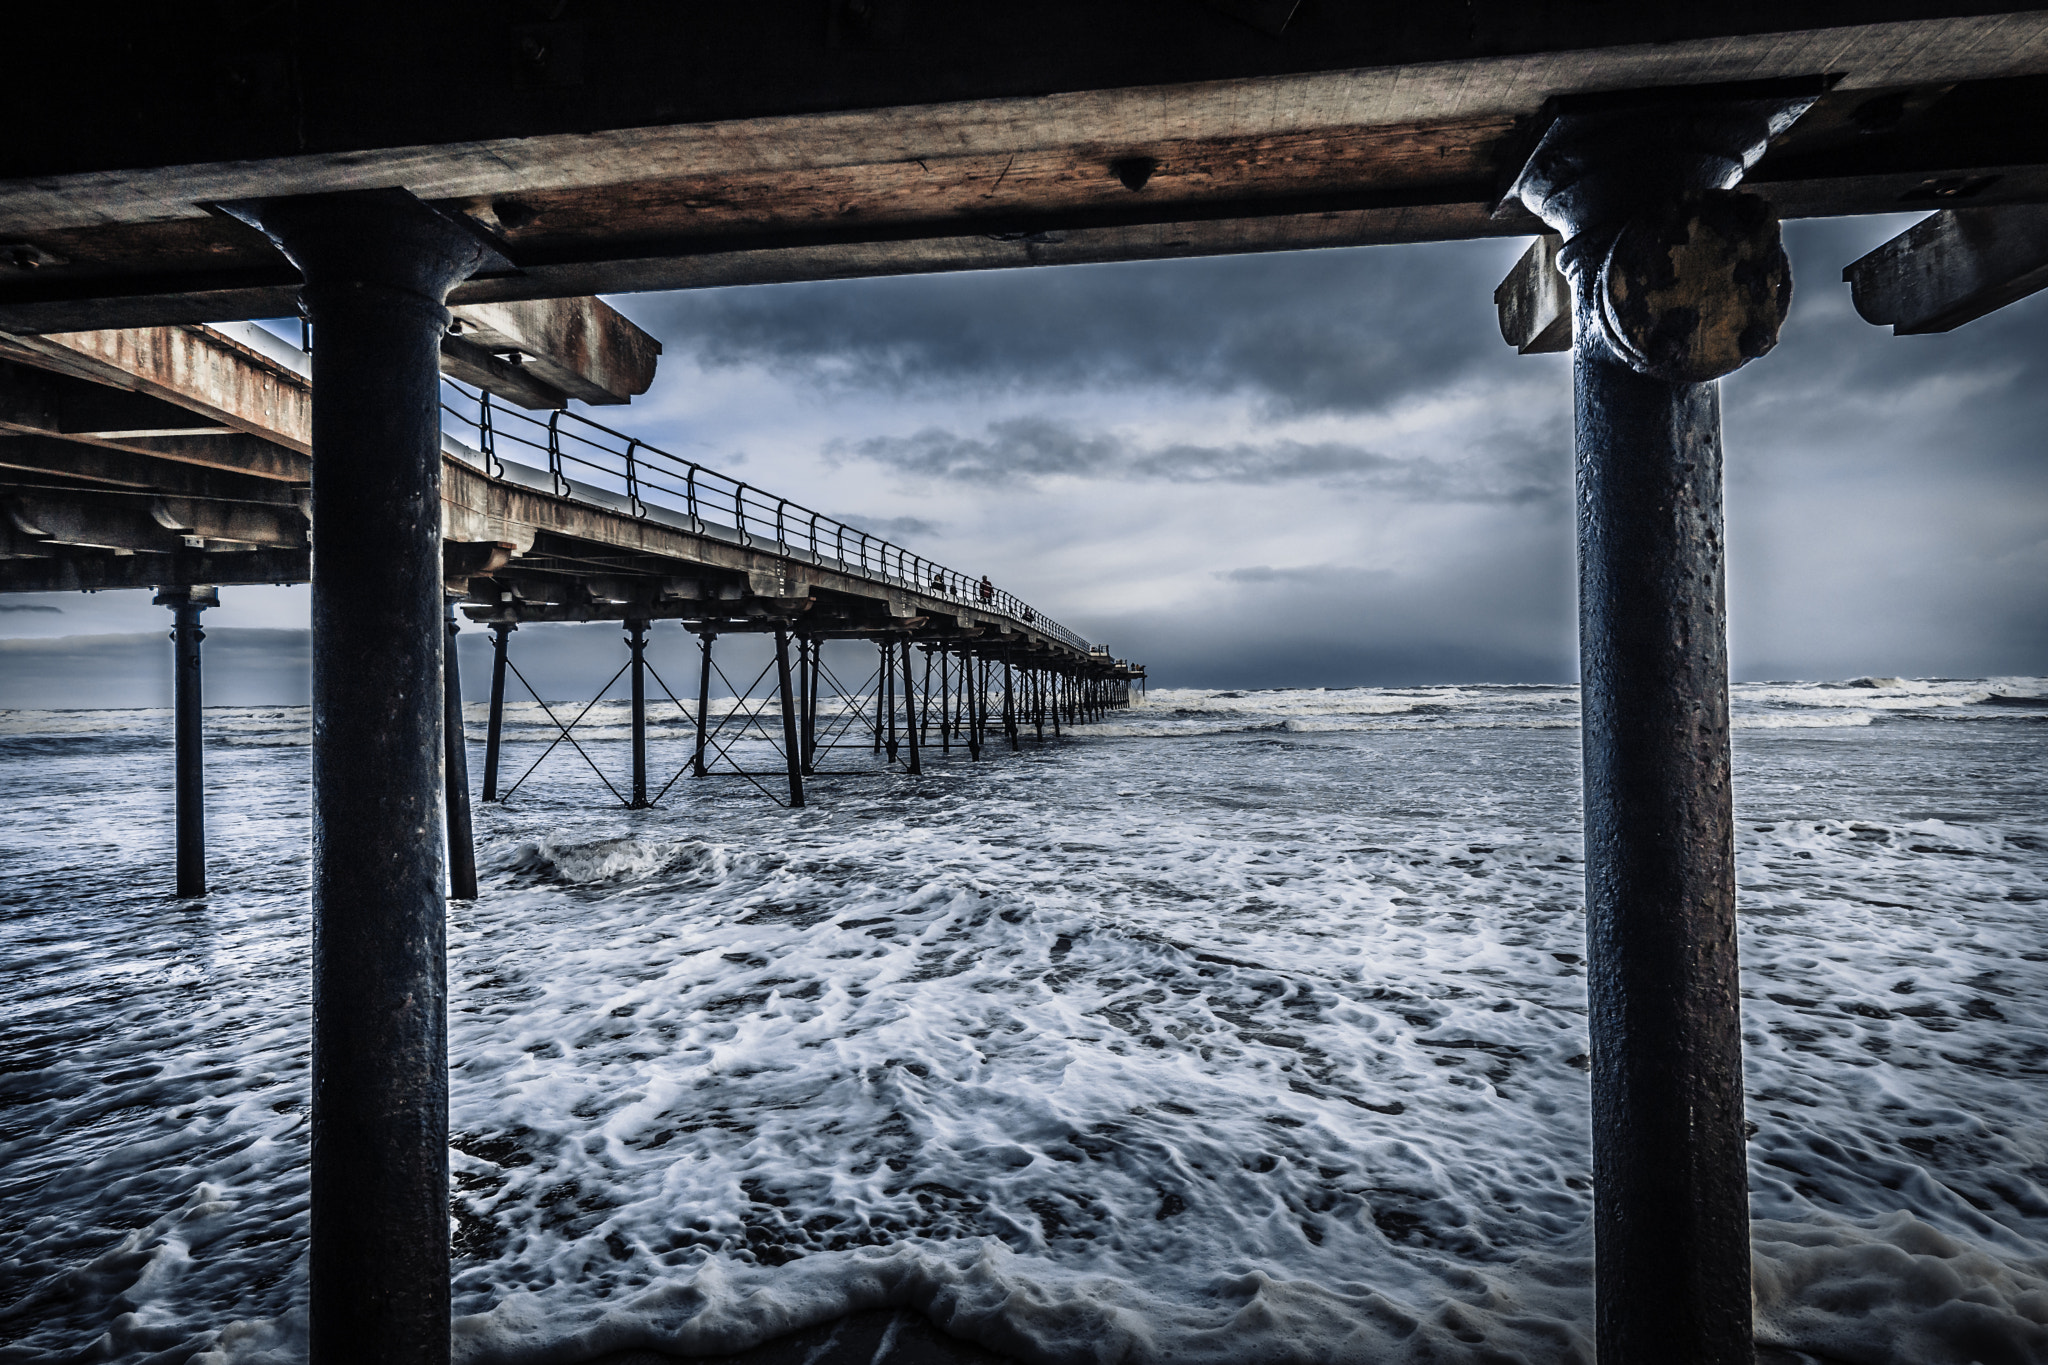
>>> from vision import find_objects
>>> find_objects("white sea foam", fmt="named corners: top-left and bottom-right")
top-left (3, 680), bottom-right (2045, 1363)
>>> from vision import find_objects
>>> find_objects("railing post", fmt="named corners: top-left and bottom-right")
top-left (547, 409), bottom-right (566, 495)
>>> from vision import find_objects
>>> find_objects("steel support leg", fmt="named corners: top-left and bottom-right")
top-left (919, 647), bottom-right (933, 745)
top-left (940, 648), bottom-right (952, 752)
top-left (626, 619), bottom-right (649, 808)
top-left (481, 622), bottom-right (512, 802)
top-left (444, 600), bottom-right (478, 900)
top-left (156, 585), bottom-right (213, 898)
top-left (882, 641), bottom-right (899, 762)
top-left (1509, 93), bottom-right (1819, 1365)
top-left (694, 632), bottom-right (714, 778)
top-left (964, 653), bottom-right (981, 760)
top-left (775, 626), bottom-right (806, 808)
top-left (873, 643), bottom-right (886, 754)
top-left (900, 637), bottom-right (921, 775)
top-left (801, 636), bottom-right (818, 774)
top-left (1003, 655), bottom-right (1018, 751)
top-left (246, 189), bottom-right (496, 1365)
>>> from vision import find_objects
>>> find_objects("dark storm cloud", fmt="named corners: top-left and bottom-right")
top-left (835, 416), bottom-right (1567, 503)
top-left (0, 603), bottom-right (61, 613)
top-left (618, 240), bottom-right (1521, 418)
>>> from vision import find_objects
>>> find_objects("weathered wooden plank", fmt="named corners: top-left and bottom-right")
top-left (0, 434), bottom-right (303, 503)
top-left (1495, 234), bottom-right (1573, 354)
top-left (0, 326), bottom-right (312, 453)
top-left (1844, 202), bottom-right (2048, 332)
top-left (5, 13), bottom-right (2046, 233)
top-left (444, 297), bottom-right (662, 406)
top-left (0, 546), bottom-right (308, 592)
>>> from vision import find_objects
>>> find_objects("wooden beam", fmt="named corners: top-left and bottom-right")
top-left (0, 326), bottom-right (312, 452)
top-left (1495, 234), bottom-right (1573, 354)
top-left (4, 486), bottom-right (304, 553)
top-left (0, 434), bottom-right (304, 503)
top-left (0, 546), bottom-right (308, 592)
top-left (5, 10), bottom-right (2047, 224)
top-left (1843, 203), bottom-right (2048, 332)
top-left (444, 298), bottom-right (661, 406)
top-left (0, 14), bottom-right (2043, 326)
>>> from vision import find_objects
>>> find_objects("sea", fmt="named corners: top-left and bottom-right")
top-left (2, 677), bottom-right (2045, 1365)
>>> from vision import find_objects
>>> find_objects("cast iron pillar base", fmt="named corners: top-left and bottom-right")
top-left (235, 188), bottom-right (500, 1365)
top-left (1507, 86), bottom-right (1820, 1365)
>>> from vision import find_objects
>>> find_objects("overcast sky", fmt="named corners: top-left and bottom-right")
top-left (4, 212), bottom-right (2045, 706)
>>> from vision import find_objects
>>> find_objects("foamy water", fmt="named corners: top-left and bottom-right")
top-left (3, 679), bottom-right (2045, 1364)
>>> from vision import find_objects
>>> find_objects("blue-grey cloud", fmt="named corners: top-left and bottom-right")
top-left (834, 416), bottom-right (1567, 504)
top-left (620, 240), bottom-right (1525, 419)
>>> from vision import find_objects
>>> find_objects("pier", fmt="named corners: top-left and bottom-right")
top-left (5, 6), bottom-right (2047, 1362)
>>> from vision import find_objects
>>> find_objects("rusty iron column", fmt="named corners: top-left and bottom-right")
top-left (1003, 652), bottom-right (1019, 751)
top-left (965, 652), bottom-right (983, 760)
top-left (693, 631), bottom-right (714, 778)
top-left (444, 600), bottom-right (478, 900)
top-left (480, 622), bottom-right (513, 802)
top-left (775, 625), bottom-right (805, 808)
top-left (236, 188), bottom-right (500, 1365)
top-left (872, 641), bottom-right (886, 754)
top-left (156, 585), bottom-right (214, 897)
top-left (939, 646), bottom-right (952, 752)
top-left (882, 640), bottom-right (900, 762)
top-left (1508, 87), bottom-right (1821, 1365)
top-left (900, 636), bottom-right (921, 775)
top-left (800, 636), bottom-right (819, 774)
top-left (919, 646), bottom-right (934, 745)
top-left (626, 619), bottom-right (650, 808)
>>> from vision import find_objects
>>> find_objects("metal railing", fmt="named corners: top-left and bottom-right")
top-left (439, 383), bottom-right (1092, 654)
